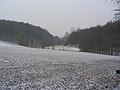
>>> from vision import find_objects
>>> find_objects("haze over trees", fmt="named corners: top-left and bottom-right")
top-left (0, 20), bottom-right (62, 48)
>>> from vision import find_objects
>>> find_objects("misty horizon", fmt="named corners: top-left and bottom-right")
top-left (0, 0), bottom-right (114, 37)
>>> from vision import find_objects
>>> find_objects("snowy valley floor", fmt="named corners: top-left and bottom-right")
top-left (0, 43), bottom-right (120, 90)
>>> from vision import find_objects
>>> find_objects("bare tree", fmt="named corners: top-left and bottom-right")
top-left (109, 0), bottom-right (120, 20)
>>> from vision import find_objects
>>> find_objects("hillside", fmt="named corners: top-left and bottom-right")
top-left (65, 21), bottom-right (120, 55)
top-left (0, 20), bottom-right (61, 48)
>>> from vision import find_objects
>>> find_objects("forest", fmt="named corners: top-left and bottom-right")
top-left (0, 20), bottom-right (62, 48)
top-left (64, 21), bottom-right (120, 55)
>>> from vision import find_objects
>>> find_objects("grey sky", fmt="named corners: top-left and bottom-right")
top-left (0, 0), bottom-right (114, 37)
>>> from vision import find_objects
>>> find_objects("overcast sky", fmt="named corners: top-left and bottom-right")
top-left (0, 0), bottom-right (114, 37)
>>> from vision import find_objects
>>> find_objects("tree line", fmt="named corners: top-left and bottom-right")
top-left (64, 21), bottom-right (120, 55)
top-left (0, 20), bottom-right (62, 48)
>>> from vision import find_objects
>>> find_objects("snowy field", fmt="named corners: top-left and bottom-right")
top-left (0, 41), bottom-right (120, 90)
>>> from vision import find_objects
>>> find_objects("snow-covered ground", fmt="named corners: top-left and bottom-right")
top-left (0, 41), bottom-right (18, 47)
top-left (0, 41), bottom-right (120, 90)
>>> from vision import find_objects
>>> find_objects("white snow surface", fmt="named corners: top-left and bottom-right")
top-left (0, 41), bottom-right (18, 47)
top-left (0, 41), bottom-right (120, 90)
